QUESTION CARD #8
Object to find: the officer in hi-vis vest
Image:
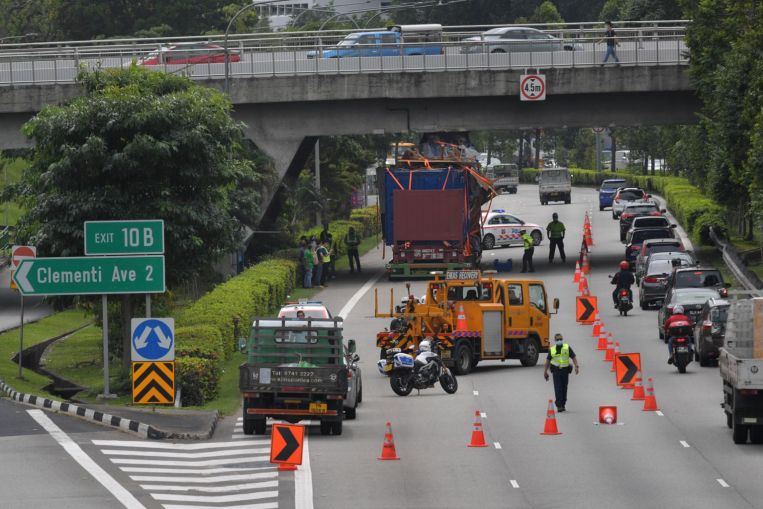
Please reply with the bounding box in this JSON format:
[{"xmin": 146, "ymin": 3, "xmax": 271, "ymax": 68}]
[{"xmin": 543, "ymin": 333, "xmax": 580, "ymax": 412}]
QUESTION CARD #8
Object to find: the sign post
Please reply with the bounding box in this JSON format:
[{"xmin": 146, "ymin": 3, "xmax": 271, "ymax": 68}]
[{"xmin": 11, "ymin": 245, "xmax": 36, "ymax": 380}]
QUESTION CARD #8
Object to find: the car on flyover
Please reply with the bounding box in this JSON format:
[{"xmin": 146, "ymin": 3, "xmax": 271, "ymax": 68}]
[
  {"xmin": 598, "ymin": 178, "xmax": 627, "ymax": 211},
  {"xmin": 480, "ymin": 209, "xmax": 543, "ymax": 250},
  {"xmin": 658, "ymin": 287, "xmax": 722, "ymax": 340},
  {"xmin": 307, "ymin": 25, "xmax": 443, "ymax": 59},
  {"xmin": 137, "ymin": 42, "xmax": 241, "ymax": 65},
  {"xmin": 460, "ymin": 27, "xmax": 582, "ymax": 54}
]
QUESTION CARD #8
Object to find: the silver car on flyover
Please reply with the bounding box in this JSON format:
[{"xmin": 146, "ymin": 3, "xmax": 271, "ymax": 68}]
[{"xmin": 460, "ymin": 27, "xmax": 582, "ymax": 54}]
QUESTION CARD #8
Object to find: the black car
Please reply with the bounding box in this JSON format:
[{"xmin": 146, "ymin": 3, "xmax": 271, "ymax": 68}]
[
  {"xmin": 624, "ymin": 227, "xmax": 679, "ymax": 266},
  {"xmin": 618, "ymin": 203, "xmax": 667, "ymax": 241},
  {"xmin": 664, "ymin": 267, "xmax": 728, "ymax": 298},
  {"xmin": 693, "ymin": 297, "xmax": 729, "ymax": 366}
]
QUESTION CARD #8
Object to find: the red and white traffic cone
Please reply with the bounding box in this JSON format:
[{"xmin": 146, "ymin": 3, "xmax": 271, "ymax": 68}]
[
  {"xmin": 540, "ymin": 400, "xmax": 562, "ymax": 436},
  {"xmin": 468, "ymin": 410, "xmax": 488, "ymax": 447},
  {"xmin": 642, "ymin": 377, "xmax": 660, "ymax": 411},
  {"xmin": 631, "ymin": 371, "xmax": 645, "ymax": 400}
]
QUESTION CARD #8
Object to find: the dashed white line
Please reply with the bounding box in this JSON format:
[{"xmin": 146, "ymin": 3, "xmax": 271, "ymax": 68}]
[
  {"xmin": 28, "ymin": 410, "xmax": 146, "ymax": 509},
  {"xmin": 139, "ymin": 480, "xmax": 278, "ymax": 492},
  {"xmin": 493, "ymin": 442, "xmax": 502, "ymax": 449},
  {"xmin": 510, "ymin": 480, "xmax": 520, "ymax": 489},
  {"xmin": 680, "ymin": 441, "xmax": 690, "ymax": 448},
  {"xmin": 717, "ymin": 479, "xmax": 730, "ymax": 488},
  {"xmin": 655, "ymin": 411, "xmax": 664, "ymax": 416},
  {"xmin": 480, "ymin": 412, "xmax": 487, "ymax": 418},
  {"xmin": 473, "ymin": 390, "xmax": 479, "ymax": 396}
]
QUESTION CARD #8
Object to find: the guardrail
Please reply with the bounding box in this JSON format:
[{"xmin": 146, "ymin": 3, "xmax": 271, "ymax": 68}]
[
  {"xmin": 0, "ymin": 22, "xmax": 689, "ymax": 85},
  {"xmin": 709, "ymin": 227, "xmax": 763, "ymax": 291}
]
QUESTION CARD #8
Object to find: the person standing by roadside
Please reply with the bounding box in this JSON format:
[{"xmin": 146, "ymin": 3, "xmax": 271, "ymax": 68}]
[
  {"xmin": 319, "ymin": 222, "xmax": 331, "ymax": 244},
  {"xmin": 303, "ymin": 241, "xmax": 314, "ymax": 288},
  {"xmin": 344, "ymin": 226, "xmax": 362, "ymax": 273},
  {"xmin": 597, "ymin": 21, "xmax": 620, "ymax": 65},
  {"xmin": 311, "ymin": 237, "xmax": 324, "ymax": 288},
  {"xmin": 520, "ymin": 229, "xmax": 535, "ymax": 273},
  {"xmin": 318, "ymin": 240, "xmax": 331, "ymax": 286},
  {"xmin": 298, "ymin": 236, "xmax": 308, "ymax": 287},
  {"xmin": 546, "ymin": 212, "xmax": 566, "ymax": 263},
  {"xmin": 543, "ymin": 333, "xmax": 580, "ymax": 412},
  {"xmin": 326, "ymin": 233, "xmax": 336, "ymax": 279}
]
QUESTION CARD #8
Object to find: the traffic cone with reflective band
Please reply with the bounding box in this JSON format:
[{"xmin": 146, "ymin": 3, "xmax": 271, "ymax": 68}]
[
  {"xmin": 578, "ymin": 273, "xmax": 587, "ymax": 295},
  {"xmin": 468, "ymin": 410, "xmax": 488, "ymax": 447},
  {"xmin": 581, "ymin": 282, "xmax": 590, "ymax": 297},
  {"xmin": 591, "ymin": 317, "xmax": 601, "ymax": 338},
  {"xmin": 631, "ymin": 371, "xmax": 645, "ymax": 400},
  {"xmin": 599, "ymin": 406, "xmax": 617, "ymax": 424},
  {"xmin": 573, "ymin": 261, "xmax": 581, "ymax": 283},
  {"xmin": 581, "ymin": 252, "xmax": 590, "ymax": 275},
  {"xmin": 642, "ymin": 378, "xmax": 660, "ymax": 411},
  {"xmin": 596, "ymin": 329, "xmax": 608, "ymax": 351},
  {"xmin": 378, "ymin": 421, "xmax": 400, "ymax": 460},
  {"xmin": 604, "ymin": 339, "xmax": 615, "ymax": 361},
  {"xmin": 610, "ymin": 342, "xmax": 620, "ymax": 372},
  {"xmin": 540, "ymin": 400, "xmax": 562, "ymax": 435},
  {"xmin": 455, "ymin": 304, "xmax": 468, "ymax": 332}
]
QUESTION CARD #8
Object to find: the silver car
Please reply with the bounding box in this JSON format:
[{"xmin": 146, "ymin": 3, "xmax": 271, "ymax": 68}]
[
  {"xmin": 639, "ymin": 259, "xmax": 678, "ymax": 309},
  {"xmin": 636, "ymin": 250, "xmax": 694, "ymax": 285},
  {"xmin": 461, "ymin": 27, "xmax": 581, "ymax": 54}
]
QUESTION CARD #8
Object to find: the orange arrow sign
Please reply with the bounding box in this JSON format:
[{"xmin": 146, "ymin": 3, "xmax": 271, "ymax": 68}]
[
  {"xmin": 615, "ymin": 353, "xmax": 641, "ymax": 388},
  {"xmin": 270, "ymin": 423, "xmax": 304, "ymax": 465}
]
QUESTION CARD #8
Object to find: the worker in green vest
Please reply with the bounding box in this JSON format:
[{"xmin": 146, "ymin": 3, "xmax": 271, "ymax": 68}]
[
  {"xmin": 520, "ymin": 229, "xmax": 535, "ymax": 273},
  {"xmin": 543, "ymin": 333, "xmax": 580, "ymax": 412},
  {"xmin": 546, "ymin": 212, "xmax": 566, "ymax": 263}
]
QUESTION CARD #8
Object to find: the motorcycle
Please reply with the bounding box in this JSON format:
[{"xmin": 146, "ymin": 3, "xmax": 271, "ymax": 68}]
[
  {"xmin": 385, "ymin": 339, "xmax": 458, "ymax": 396},
  {"xmin": 616, "ymin": 288, "xmax": 633, "ymax": 316},
  {"xmin": 668, "ymin": 320, "xmax": 694, "ymax": 374}
]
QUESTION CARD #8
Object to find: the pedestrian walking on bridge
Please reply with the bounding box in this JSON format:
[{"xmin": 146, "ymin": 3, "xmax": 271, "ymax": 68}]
[
  {"xmin": 546, "ymin": 212, "xmax": 566, "ymax": 263},
  {"xmin": 520, "ymin": 229, "xmax": 535, "ymax": 273},
  {"xmin": 543, "ymin": 333, "xmax": 580, "ymax": 412}
]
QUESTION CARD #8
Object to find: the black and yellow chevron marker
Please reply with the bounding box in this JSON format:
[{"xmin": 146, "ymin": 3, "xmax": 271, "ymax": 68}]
[{"xmin": 132, "ymin": 361, "xmax": 175, "ymax": 404}]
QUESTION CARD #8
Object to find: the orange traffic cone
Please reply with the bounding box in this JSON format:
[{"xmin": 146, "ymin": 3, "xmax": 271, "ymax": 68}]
[
  {"xmin": 468, "ymin": 410, "xmax": 488, "ymax": 447},
  {"xmin": 591, "ymin": 317, "xmax": 601, "ymax": 337},
  {"xmin": 455, "ymin": 304, "xmax": 468, "ymax": 332},
  {"xmin": 581, "ymin": 252, "xmax": 590, "ymax": 275},
  {"xmin": 573, "ymin": 261, "xmax": 581, "ymax": 283},
  {"xmin": 610, "ymin": 342, "xmax": 620, "ymax": 372},
  {"xmin": 581, "ymin": 283, "xmax": 590, "ymax": 297},
  {"xmin": 577, "ymin": 273, "xmax": 587, "ymax": 295},
  {"xmin": 278, "ymin": 463, "xmax": 298, "ymax": 471},
  {"xmin": 631, "ymin": 371, "xmax": 645, "ymax": 400},
  {"xmin": 596, "ymin": 329, "xmax": 608, "ymax": 350},
  {"xmin": 642, "ymin": 378, "xmax": 660, "ymax": 411},
  {"xmin": 378, "ymin": 421, "xmax": 400, "ymax": 460},
  {"xmin": 540, "ymin": 400, "xmax": 562, "ymax": 435},
  {"xmin": 604, "ymin": 339, "xmax": 615, "ymax": 362}
]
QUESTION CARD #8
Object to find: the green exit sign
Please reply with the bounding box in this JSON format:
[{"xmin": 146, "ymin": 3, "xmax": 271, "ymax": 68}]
[{"xmin": 85, "ymin": 220, "xmax": 164, "ymax": 255}]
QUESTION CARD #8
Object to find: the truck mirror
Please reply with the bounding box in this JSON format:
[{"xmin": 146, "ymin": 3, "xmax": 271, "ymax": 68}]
[
  {"xmin": 348, "ymin": 339, "xmax": 357, "ymax": 353},
  {"xmin": 238, "ymin": 337, "xmax": 247, "ymax": 352},
  {"xmin": 553, "ymin": 298, "xmax": 560, "ymax": 310}
]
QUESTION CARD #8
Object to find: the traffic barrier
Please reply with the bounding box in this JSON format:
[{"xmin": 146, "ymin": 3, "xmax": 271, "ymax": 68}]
[
  {"xmin": 631, "ymin": 371, "xmax": 645, "ymax": 400},
  {"xmin": 604, "ymin": 339, "xmax": 615, "ymax": 362},
  {"xmin": 468, "ymin": 410, "xmax": 488, "ymax": 447},
  {"xmin": 455, "ymin": 304, "xmax": 468, "ymax": 332},
  {"xmin": 610, "ymin": 342, "xmax": 620, "ymax": 372},
  {"xmin": 541, "ymin": 400, "xmax": 562, "ymax": 435},
  {"xmin": 642, "ymin": 378, "xmax": 660, "ymax": 411},
  {"xmin": 378, "ymin": 421, "xmax": 400, "ymax": 460},
  {"xmin": 596, "ymin": 329, "xmax": 608, "ymax": 350},
  {"xmin": 573, "ymin": 261, "xmax": 581, "ymax": 283},
  {"xmin": 592, "ymin": 317, "xmax": 601, "ymax": 337},
  {"xmin": 599, "ymin": 406, "xmax": 617, "ymax": 424}
]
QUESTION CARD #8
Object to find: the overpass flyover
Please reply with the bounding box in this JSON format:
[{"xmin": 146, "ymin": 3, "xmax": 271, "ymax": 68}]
[{"xmin": 0, "ymin": 21, "xmax": 698, "ymax": 215}]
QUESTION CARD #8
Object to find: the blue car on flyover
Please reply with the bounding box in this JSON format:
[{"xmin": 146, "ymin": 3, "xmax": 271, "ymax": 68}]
[
  {"xmin": 307, "ymin": 25, "xmax": 444, "ymax": 59},
  {"xmin": 599, "ymin": 178, "xmax": 627, "ymax": 211}
]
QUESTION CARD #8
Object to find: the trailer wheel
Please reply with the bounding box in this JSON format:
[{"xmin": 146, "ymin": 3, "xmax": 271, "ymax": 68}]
[
  {"xmin": 453, "ymin": 343, "xmax": 474, "ymax": 375},
  {"xmin": 520, "ymin": 337, "xmax": 541, "ymax": 367},
  {"xmin": 750, "ymin": 427, "xmax": 763, "ymax": 444},
  {"xmin": 733, "ymin": 418, "xmax": 749, "ymax": 444},
  {"xmin": 331, "ymin": 419, "xmax": 343, "ymax": 436},
  {"xmin": 320, "ymin": 420, "xmax": 332, "ymax": 435}
]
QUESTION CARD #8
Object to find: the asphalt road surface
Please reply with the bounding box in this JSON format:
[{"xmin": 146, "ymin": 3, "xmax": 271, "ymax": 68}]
[{"xmin": 3, "ymin": 184, "xmax": 762, "ymax": 509}]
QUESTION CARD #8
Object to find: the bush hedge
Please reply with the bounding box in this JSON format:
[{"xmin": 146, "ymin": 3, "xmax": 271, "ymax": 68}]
[
  {"xmin": 175, "ymin": 356, "xmax": 221, "ymax": 406},
  {"xmin": 175, "ymin": 325, "xmax": 225, "ymax": 365},
  {"xmin": 519, "ymin": 167, "xmax": 726, "ymax": 245}
]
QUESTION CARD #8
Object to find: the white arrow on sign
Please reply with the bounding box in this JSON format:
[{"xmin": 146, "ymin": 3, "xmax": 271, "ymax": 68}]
[
  {"xmin": 154, "ymin": 327, "xmax": 172, "ymax": 349},
  {"xmin": 134, "ymin": 326, "xmax": 151, "ymax": 349},
  {"xmin": 15, "ymin": 261, "xmax": 34, "ymax": 293}
]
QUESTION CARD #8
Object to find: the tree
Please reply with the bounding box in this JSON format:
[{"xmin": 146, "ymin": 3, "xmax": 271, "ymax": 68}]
[{"xmin": 530, "ymin": 1, "xmax": 565, "ymax": 24}]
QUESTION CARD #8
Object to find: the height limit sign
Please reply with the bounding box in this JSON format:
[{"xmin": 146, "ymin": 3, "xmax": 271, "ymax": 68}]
[{"xmin": 520, "ymin": 74, "xmax": 546, "ymax": 101}]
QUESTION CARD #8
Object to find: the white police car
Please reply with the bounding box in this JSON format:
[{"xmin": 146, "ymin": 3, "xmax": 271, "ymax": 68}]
[{"xmin": 480, "ymin": 209, "xmax": 543, "ymax": 250}]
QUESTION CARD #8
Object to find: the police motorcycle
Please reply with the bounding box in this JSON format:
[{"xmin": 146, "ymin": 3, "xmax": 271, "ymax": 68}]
[
  {"xmin": 382, "ymin": 339, "xmax": 458, "ymax": 396},
  {"xmin": 668, "ymin": 319, "xmax": 694, "ymax": 374}
]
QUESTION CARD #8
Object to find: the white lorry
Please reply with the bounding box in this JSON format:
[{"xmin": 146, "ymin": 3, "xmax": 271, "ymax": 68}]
[
  {"xmin": 538, "ymin": 167, "xmax": 571, "ymax": 205},
  {"xmin": 489, "ymin": 164, "xmax": 519, "ymax": 194}
]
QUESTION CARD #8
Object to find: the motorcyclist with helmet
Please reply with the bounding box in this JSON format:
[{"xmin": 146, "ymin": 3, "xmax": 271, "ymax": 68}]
[
  {"xmin": 665, "ymin": 304, "xmax": 692, "ymax": 364},
  {"xmin": 611, "ymin": 260, "xmax": 635, "ymax": 308}
]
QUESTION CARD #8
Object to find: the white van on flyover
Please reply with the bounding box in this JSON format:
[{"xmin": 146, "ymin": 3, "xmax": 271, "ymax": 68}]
[{"xmin": 538, "ymin": 167, "xmax": 572, "ymax": 205}]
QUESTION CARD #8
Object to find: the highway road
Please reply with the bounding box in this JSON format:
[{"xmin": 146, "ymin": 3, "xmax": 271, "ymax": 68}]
[{"xmin": 3, "ymin": 184, "xmax": 762, "ymax": 509}]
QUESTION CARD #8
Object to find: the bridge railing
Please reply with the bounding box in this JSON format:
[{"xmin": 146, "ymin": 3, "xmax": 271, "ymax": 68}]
[{"xmin": 0, "ymin": 22, "xmax": 689, "ymax": 86}]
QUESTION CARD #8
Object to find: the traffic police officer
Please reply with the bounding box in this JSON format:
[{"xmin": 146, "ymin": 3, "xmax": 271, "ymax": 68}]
[
  {"xmin": 520, "ymin": 229, "xmax": 535, "ymax": 273},
  {"xmin": 543, "ymin": 333, "xmax": 580, "ymax": 412},
  {"xmin": 546, "ymin": 212, "xmax": 566, "ymax": 263}
]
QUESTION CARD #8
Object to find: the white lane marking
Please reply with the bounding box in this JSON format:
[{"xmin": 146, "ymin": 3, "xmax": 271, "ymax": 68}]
[
  {"xmin": 680, "ymin": 441, "xmax": 690, "ymax": 448},
  {"xmin": 163, "ymin": 503, "xmax": 277, "ymax": 509},
  {"xmin": 493, "ymin": 442, "xmax": 502, "ymax": 449},
  {"xmin": 717, "ymin": 479, "xmax": 730, "ymax": 488},
  {"xmin": 140, "ymin": 480, "xmax": 278, "ymax": 492},
  {"xmin": 655, "ymin": 411, "xmax": 664, "ymax": 416},
  {"xmin": 231, "ymin": 434, "xmax": 250, "ymax": 439},
  {"xmin": 93, "ymin": 440, "xmax": 268, "ymax": 450},
  {"xmin": 510, "ymin": 480, "xmax": 520, "ymax": 489},
  {"xmin": 481, "ymin": 412, "xmax": 487, "ymax": 419},
  {"xmin": 337, "ymin": 270, "xmax": 384, "ymax": 318},
  {"xmin": 121, "ymin": 466, "xmax": 274, "ymax": 474},
  {"xmin": 473, "ymin": 390, "xmax": 479, "ymax": 396},
  {"xmin": 101, "ymin": 447, "xmax": 268, "ymax": 459},
  {"xmin": 27, "ymin": 410, "xmax": 146, "ymax": 509},
  {"xmin": 295, "ymin": 434, "xmax": 313, "ymax": 509},
  {"xmin": 152, "ymin": 491, "xmax": 279, "ymax": 503},
  {"xmin": 111, "ymin": 456, "xmax": 271, "ymax": 467},
  {"xmin": 130, "ymin": 472, "xmax": 277, "ymax": 483}
]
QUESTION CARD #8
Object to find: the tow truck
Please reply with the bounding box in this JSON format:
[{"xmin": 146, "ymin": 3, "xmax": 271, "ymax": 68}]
[{"xmin": 375, "ymin": 270, "xmax": 558, "ymax": 375}]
